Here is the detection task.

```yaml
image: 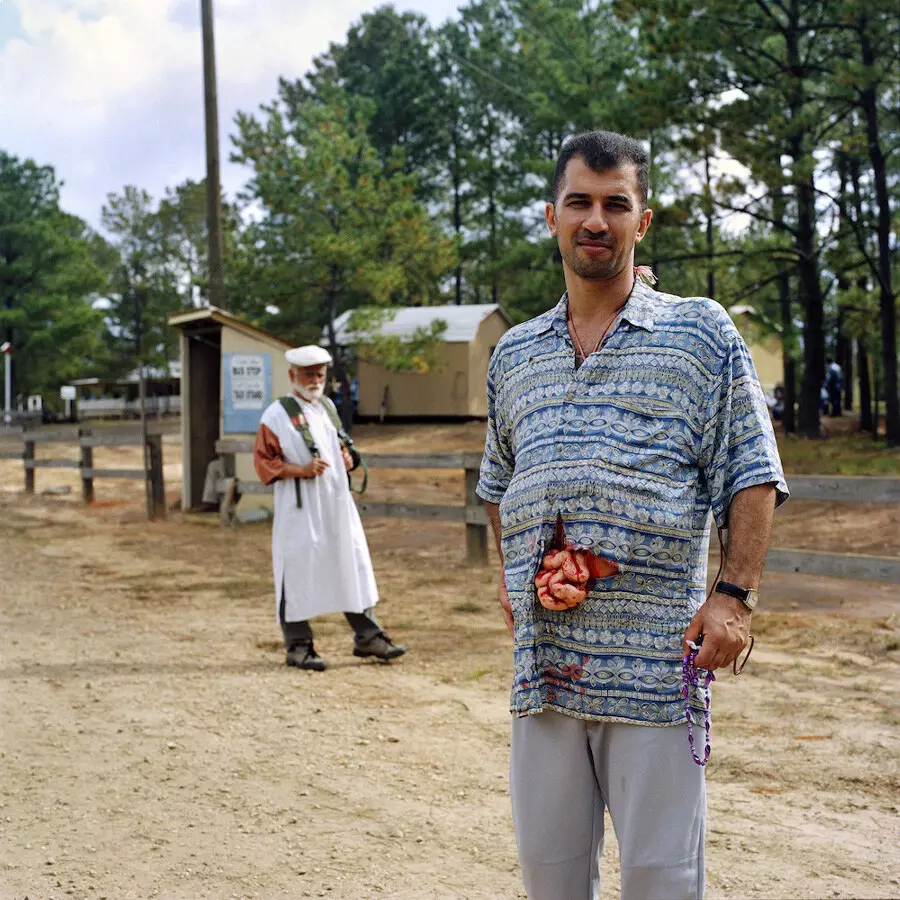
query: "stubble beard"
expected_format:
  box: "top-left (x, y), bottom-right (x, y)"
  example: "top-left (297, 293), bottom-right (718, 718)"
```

top-left (563, 240), bottom-right (628, 282)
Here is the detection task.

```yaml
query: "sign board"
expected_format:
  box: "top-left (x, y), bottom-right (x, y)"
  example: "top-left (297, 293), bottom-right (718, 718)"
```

top-left (223, 352), bottom-right (272, 433)
top-left (60, 385), bottom-right (76, 400)
top-left (27, 395), bottom-right (43, 412)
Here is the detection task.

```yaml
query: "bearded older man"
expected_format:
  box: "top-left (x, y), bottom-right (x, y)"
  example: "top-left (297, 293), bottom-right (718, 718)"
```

top-left (254, 345), bottom-right (405, 671)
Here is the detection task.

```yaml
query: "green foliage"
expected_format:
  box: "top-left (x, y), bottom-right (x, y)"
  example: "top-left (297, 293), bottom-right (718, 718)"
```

top-left (0, 150), bottom-right (108, 398)
top-left (231, 90), bottom-right (455, 353)
top-left (346, 308), bottom-right (449, 374)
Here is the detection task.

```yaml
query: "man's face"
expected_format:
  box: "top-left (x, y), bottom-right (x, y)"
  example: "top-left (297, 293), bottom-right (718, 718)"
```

top-left (546, 158), bottom-right (652, 283)
top-left (290, 364), bottom-right (327, 401)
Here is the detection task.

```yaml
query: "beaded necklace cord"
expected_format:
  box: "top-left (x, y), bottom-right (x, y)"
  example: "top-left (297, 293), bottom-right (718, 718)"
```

top-left (567, 267), bottom-right (658, 360)
top-left (683, 640), bottom-right (716, 766)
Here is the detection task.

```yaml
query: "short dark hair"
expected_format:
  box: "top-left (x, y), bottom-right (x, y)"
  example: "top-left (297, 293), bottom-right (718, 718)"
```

top-left (552, 131), bottom-right (649, 208)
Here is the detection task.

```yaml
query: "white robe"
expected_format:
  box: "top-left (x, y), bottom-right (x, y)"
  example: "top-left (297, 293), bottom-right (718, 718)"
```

top-left (259, 397), bottom-right (378, 622)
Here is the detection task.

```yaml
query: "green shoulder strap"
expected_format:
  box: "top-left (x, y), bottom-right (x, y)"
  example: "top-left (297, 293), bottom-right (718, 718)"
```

top-left (321, 396), bottom-right (368, 496)
top-left (278, 395), bottom-right (317, 508)
top-left (279, 395), bottom-right (367, 497)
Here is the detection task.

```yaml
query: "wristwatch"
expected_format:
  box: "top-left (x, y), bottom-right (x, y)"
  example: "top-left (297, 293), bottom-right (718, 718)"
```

top-left (714, 580), bottom-right (759, 611)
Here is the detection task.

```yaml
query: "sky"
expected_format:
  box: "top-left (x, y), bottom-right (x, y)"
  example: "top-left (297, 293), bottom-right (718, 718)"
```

top-left (0, 0), bottom-right (465, 229)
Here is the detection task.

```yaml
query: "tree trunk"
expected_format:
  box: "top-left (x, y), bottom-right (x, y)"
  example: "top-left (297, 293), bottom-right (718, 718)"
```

top-left (486, 116), bottom-right (499, 305)
top-left (778, 267), bottom-right (797, 435)
top-left (786, 10), bottom-right (824, 438)
top-left (858, 14), bottom-right (899, 445)
top-left (451, 120), bottom-right (463, 306)
top-left (858, 336), bottom-right (874, 433)
top-left (648, 132), bottom-right (661, 285)
top-left (842, 337), bottom-right (853, 412)
top-left (772, 186), bottom-right (796, 433)
top-left (703, 137), bottom-right (715, 300)
top-left (323, 268), bottom-right (353, 434)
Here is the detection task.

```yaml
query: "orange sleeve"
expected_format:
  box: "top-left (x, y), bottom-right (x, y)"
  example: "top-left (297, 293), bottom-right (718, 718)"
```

top-left (254, 423), bottom-right (286, 485)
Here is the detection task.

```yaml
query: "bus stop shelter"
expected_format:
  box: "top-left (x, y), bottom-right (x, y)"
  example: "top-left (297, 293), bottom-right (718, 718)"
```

top-left (168, 307), bottom-right (291, 512)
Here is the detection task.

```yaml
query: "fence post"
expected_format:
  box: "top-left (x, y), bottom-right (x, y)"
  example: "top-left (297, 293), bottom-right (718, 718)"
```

top-left (218, 451), bottom-right (238, 527)
top-left (145, 433), bottom-right (166, 520)
top-left (464, 456), bottom-right (488, 565)
top-left (23, 438), bottom-right (35, 494)
top-left (79, 428), bottom-right (94, 504)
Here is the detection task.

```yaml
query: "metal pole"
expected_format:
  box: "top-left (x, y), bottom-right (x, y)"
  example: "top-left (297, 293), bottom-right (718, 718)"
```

top-left (201, 0), bottom-right (227, 310)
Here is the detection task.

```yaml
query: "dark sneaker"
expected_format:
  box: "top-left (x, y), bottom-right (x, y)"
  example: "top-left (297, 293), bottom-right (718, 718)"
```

top-left (285, 646), bottom-right (328, 671)
top-left (353, 632), bottom-right (406, 661)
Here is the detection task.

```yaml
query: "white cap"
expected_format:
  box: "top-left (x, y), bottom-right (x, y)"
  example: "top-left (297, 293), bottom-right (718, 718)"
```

top-left (285, 345), bottom-right (333, 368)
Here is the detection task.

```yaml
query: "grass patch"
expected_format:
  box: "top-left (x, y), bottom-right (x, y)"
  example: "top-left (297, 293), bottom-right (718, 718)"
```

top-left (778, 431), bottom-right (900, 476)
top-left (465, 665), bottom-right (496, 681)
top-left (452, 601), bottom-right (482, 614)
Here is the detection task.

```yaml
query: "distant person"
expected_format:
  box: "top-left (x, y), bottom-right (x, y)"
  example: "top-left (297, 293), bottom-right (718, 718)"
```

top-left (769, 383), bottom-right (786, 422)
top-left (825, 357), bottom-right (843, 417)
top-left (253, 346), bottom-right (405, 671)
top-left (478, 131), bottom-right (788, 900)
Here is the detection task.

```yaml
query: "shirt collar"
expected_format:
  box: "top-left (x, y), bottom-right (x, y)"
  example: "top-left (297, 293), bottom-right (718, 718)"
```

top-left (538, 278), bottom-right (657, 336)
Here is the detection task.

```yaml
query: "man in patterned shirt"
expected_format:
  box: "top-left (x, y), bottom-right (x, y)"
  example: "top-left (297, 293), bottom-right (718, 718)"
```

top-left (477, 131), bottom-right (788, 900)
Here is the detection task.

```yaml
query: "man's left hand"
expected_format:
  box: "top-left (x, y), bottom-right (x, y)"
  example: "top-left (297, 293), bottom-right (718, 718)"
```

top-left (682, 592), bottom-right (752, 670)
top-left (341, 447), bottom-right (354, 472)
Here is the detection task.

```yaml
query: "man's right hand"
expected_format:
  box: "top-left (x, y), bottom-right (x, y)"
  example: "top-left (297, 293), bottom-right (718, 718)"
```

top-left (498, 573), bottom-right (513, 638)
top-left (300, 459), bottom-right (329, 479)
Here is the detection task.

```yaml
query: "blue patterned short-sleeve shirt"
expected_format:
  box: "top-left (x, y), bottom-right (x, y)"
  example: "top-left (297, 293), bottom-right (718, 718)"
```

top-left (477, 282), bottom-right (789, 725)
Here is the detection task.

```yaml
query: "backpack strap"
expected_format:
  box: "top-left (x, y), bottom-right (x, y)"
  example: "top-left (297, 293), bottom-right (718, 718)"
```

top-left (278, 396), bottom-right (320, 508)
top-left (321, 396), bottom-right (367, 495)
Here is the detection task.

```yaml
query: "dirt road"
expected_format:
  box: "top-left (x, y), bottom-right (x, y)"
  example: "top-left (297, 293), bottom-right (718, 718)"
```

top-left (1, 426), bottom-right (898, 899)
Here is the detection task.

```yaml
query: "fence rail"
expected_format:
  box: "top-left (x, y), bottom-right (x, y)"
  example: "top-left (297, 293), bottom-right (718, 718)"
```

top-left (0, 422), bottom-right (173, 518)
top-left (215, 443), bottom-right (490, 562)
top-left (213, 440), bottom-right (900, 580)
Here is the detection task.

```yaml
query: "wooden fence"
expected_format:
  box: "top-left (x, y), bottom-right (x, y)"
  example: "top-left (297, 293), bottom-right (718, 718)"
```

top-left (0, 422), bottom-right (177, 519)
top-left (215, 439), bottom-right (490, 563)
top-left (215, 438), bottom-right (900, 582)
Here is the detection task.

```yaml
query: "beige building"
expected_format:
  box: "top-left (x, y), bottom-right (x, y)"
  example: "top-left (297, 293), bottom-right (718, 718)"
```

top-left (169, 306), bottom-right (292, 511)
top-left (729, 304), bottom-right (784, 397)
top-left (331, 304), bottom-right (513, 419)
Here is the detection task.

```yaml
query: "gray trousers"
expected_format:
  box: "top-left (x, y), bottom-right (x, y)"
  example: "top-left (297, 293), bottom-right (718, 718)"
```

top-left (510, 710), bottom-right (706, 900)
top-left (281, 609), bottom-right (381, 651)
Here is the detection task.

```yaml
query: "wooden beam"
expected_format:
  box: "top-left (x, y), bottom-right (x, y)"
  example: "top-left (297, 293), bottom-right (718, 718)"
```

top-left (22, 429), bottom-right (80, 443)
top-left (0, 450), bottom-right (22, 460)
top-left (787, 475), bottom-right (900, 503)
top-left (23, 440), bottom-right (34, 493)
top-left (216, 478), bottom-right (271, 494)
top-left (464, 504), bottom-right (489, 526)
top-left (216, 438), bottom-right (254, 454)
top-left (24, 459), bottom-right (80, 469)
top-left (764, 548), bottom-right (900, 584)
top-left (464, 465), bottom-right (488, 564)
top-left (355, 501), bottom-right (465, 522)
top-left (213, 444), bottom-right (485, 471)
top-left (80, 435), bottom-right (145, 448)
top-left (81, 468), bottom-right (147, 479)
top-left (365, 453), bottom-right (466, 469)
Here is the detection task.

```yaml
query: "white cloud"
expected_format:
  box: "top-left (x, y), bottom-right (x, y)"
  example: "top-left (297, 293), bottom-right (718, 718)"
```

top-left (0, 0), bottom-right (464, 227)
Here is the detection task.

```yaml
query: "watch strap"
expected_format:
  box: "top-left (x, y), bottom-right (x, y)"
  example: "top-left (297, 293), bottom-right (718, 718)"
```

top-left (715, 580), bottom-right (751, 603)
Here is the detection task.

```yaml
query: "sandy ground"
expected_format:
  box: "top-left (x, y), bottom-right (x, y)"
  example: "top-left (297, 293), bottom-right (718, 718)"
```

top-left (1, 425), bottom-right (899, 899)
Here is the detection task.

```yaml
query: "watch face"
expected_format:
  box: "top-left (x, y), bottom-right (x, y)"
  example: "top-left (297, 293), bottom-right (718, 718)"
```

top-left (744, 589), bottom-right (759, 611)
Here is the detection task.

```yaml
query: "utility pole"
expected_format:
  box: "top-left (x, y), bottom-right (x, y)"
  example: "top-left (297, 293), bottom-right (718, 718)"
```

top-left (201, 0), bottom-right (227, 309)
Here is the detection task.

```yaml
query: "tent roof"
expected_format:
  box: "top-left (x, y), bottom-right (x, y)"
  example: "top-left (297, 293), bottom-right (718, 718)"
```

top-left (329, 304), bottom-right (512, 345)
